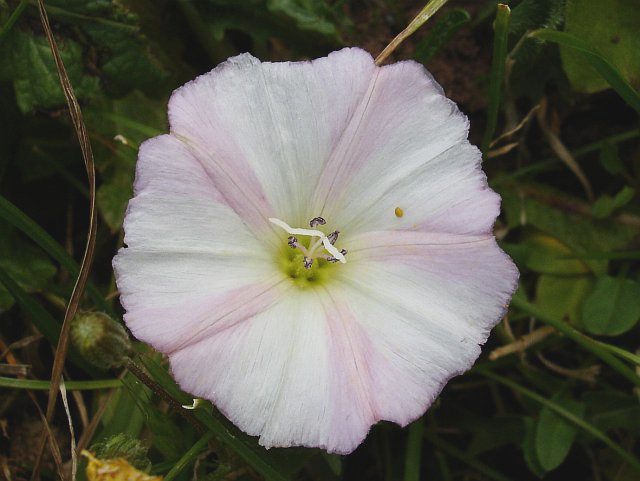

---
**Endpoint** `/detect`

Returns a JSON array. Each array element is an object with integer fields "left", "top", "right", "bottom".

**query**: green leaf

[
  {"left": 591, "top": 186, "right": 635, "bottom": 219},
  {"left": 522, "top": 417, "right": 547, "bottom": 477},
  {"left": 599, "top": 141, "right": 626, "bottom": 175},
  {"left": 582, "top": 276, "right": 640, "bottom": 335},
  {"left": 559, "top": 0, "right": 640, "bottom": 94},
  {"left": 584, "top": 391, "right": 640, "bottom": 433},
  {"left": 535, "top": 274, "right": 592, "bottom": 322},
  {"left": 0, "top": 220, "right": 56, "bottom": 310},
  {"left": 0, "top": 29, "right": 99, "bottom": 113},
  {"left": 467, "top": 415, "right": 525, "bottom": 456},
  {"left": 535, "top": 394, "right": 586, "bottom": 471},
  {"left": 413, "top": 9, "right": 470, "bottom": 64},
  {"left": 505, "top": 234, "right": 589, "bottom": 275},
  {"left": 531, "top": 28, "right": 640, "bottom": 113},
  {"left": 497, "top": 181, "right": 638, "bottom": 274},
  {"left": 0, "top": 194, "right": 110, "bottom": 312},
  {"left": 88, "top": 91, "right": 166, "bottom": 231},
  {"left": 509, "top": 0, "right": 565, "bottom": 38},
  {"left": 43, "top": 0, "right": 170, "bottom": 97},
  {"left": 266, "top": 0, "right": 340, "bottom": 41},
  {"left": 481, "top": 3, "right": 511, "bottom": 155}
]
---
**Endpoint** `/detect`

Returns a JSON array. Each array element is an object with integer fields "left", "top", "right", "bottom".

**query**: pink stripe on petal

[{"left": 122, "top": 278, "right": 285, "bottom": 353}]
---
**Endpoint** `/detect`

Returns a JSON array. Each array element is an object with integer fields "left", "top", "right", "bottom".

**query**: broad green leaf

[
  {"left": 560, "top": 0, "right": 640, "bottom": 94},
  {"left": 582, "top": 276, "right": 640, "bottom": 335},
  {"left": 584, "top": 391, "right": 640, "bottom": 433},
  {"left": 535, "top": 395, "right": 585, "bottom": 471},
  {"left": 531, "top": 28, "right": 640, "bottom": 112},
  {"left": 497, "top": 181, "right": 638, "bottom": 274},
  {"left": 591, "top": 186, "right": 636, "bottom": 218},
  {"left": 535, "top": 274, "right": 592, "bottom": 321},
  {"left": 0, "top": 30, "right": 99, "bottom": 112},
  {"left": 505, "top": 234, "right": 588, "bottom": 275},
  {"left": 44, "top": 0, "right": 170, "bottom": 97},
  {"left": 467, "top": 415, "right": 525, "bottom": 456},
  {"left": 267, "top": 0, "right": 341, "bottom": 40}
]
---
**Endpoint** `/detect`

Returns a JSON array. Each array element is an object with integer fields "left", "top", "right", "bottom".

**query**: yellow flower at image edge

[{"left": 82, "top": 450, "right": 162, "bottom": 481}]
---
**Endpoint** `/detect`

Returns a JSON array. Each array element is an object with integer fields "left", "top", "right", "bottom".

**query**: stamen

[
  {"left": 303, "top": 257, "right": 313, "bottom": 269},
  {"left": 287, "top": 235, "right": 298, "bottom": 248},
  {"left": 327, "top": 230, "right": 339, "bottom": 245},
  {"left": 269, "top": 217, "right": 347, "bottom": 265},
  {"left": 321, "top": 237, "right": 346, "bottom": 263},
  {"left": 309, "top": 217, "right": 326, "bottom": 227}
]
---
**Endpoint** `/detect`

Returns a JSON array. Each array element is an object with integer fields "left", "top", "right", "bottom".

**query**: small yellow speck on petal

[
  {"left": 82, "top": 450, "right": 162, "bottom": 481},
  {"left": 394, "top": 207, "right": 404, "bottom": 218}
]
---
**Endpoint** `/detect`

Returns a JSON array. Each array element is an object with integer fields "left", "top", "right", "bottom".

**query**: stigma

[{"left": 269, "top": 217, "right": 347, "bottom": 268}]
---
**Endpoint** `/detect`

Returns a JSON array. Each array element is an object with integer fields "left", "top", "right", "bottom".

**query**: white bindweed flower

[{"left": 113, "top": 48, "right": 518, "bottom": 454}]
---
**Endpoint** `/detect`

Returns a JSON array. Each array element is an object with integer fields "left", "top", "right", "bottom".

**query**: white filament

[{"left": 269, "top": 217, "right": 346, "bottom": 263}]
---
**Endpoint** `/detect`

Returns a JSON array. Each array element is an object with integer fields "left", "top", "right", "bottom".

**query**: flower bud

[
  {"left": 70, "top": 312, "right": 131, "bottom": 369},
  {"left": 89, "top": 434, "right": 152, "bottom": 473}
]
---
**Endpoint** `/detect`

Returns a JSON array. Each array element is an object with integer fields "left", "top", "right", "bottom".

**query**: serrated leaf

[
  {"left": 0, "top": 30, "right": 99, "bottom": 113},
  {"left": 535, "top": 395, "right": 585, "bottom": 471},
  {"left": 560, "top": 0, "right": 640, "bottom": 94},
  {"left": 582, "top": 276, "right": 640, "bottom": 335}
]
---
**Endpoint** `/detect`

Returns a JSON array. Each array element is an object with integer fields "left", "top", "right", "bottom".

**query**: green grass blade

[
  {"left": 0, "top": 195, "right": 109, "bottom": 312},
  {"left": 481, "top": 4, "right": 511, "bottom": 155},
  {"left": 423, "top": 431, "right": 514, "bottom": 481},
  {"left": 0, "top": 267, "right": 62, "bottom": 344},
  {"left": 592, "top": 341, "right": 640, "bottom": 368},
  {"left": 511, "top": 296, "right": 640, "bottom": 387},
  {"left": 0, "top": 377, "right": 121, "bottom": 390},
  {"left": 403, "top": 417, "right": 425, "bottom": 481},
  {"left": 476, "top": 368, "right": 640, "bottom": 473},
  {"left": 164, "top": 431, "right": 215, "bottom": 481},
  {"left": 530, "top": 29, "right": 640, "bottom": 113}
]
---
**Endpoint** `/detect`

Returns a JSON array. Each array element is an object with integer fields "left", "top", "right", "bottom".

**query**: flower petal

[
  {"left": 168, "top": 48, "right": 377, "bottom": 225},
  {"left": 114, "top": 135, "right": 285, "bottom": 352},
  {"left": 326, "top": 230, "right": 518, "bottom": 425},
  {"left": 335, "top": 142, "right": 500, "bottom": 236},
  {"left": 311, "top": 59, "right": 471, "bottom": 230},
  {"left": 167, "top": 231, "right": 516, "bottom": 454}
]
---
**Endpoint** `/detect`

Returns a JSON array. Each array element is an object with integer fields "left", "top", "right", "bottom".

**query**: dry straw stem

[
  {"left": 375, "top": 0, "right": 450, "bottom": 65},
  {"left": 489, "top": 326, "right": 555, "bottom": 360},
  {"left": 32, "top": 0, "right": 98, "bottom": 479},
  {"left": 536, "top": 97, "right": 594, "bottom": 201}
]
